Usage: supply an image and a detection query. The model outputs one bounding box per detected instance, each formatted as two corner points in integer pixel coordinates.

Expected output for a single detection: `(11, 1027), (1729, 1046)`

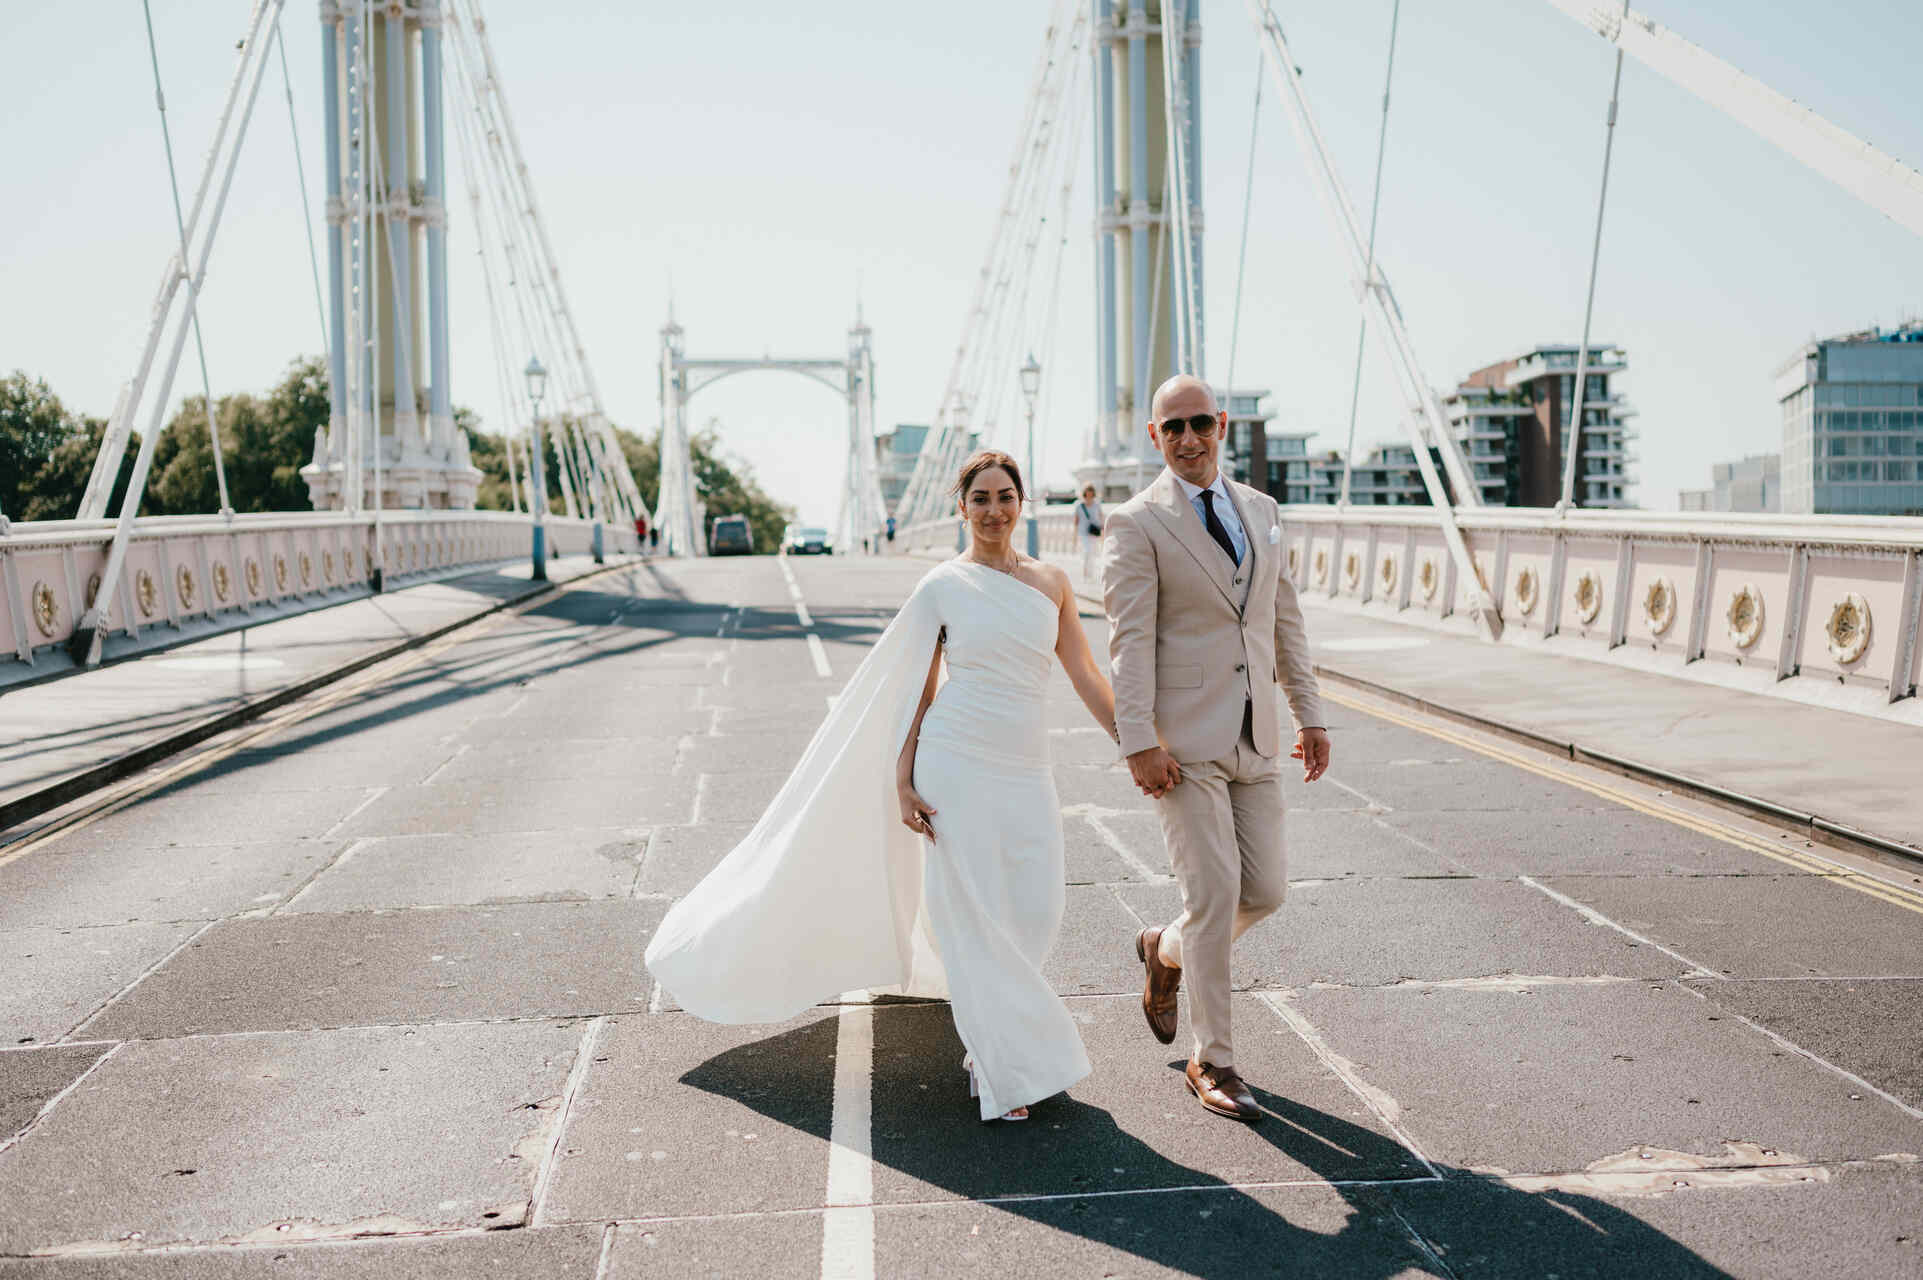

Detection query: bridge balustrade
(902, 506), (1923, 712)
(0, 511), (631, 684)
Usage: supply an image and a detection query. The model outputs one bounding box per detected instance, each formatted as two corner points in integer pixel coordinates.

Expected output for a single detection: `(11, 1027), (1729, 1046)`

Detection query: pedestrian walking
(1073, 484), (1105, 580)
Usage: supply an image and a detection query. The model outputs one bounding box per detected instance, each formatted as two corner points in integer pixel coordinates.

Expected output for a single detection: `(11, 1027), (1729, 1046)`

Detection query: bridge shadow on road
(683, 1009), (1737, 1279)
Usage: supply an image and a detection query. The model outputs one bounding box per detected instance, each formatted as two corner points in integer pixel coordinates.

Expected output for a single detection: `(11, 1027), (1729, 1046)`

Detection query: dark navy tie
(1200, 489), (1241, 566)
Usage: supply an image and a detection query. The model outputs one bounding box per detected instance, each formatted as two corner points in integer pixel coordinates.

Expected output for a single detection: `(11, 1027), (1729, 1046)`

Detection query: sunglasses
(1156, 414), (1219, 439)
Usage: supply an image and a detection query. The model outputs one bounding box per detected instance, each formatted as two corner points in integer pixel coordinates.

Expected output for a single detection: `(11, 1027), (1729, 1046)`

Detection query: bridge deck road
(1, 554), (1920, 1277)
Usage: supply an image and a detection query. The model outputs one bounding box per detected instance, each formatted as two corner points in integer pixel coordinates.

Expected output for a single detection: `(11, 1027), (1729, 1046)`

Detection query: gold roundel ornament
(1287, 546), (1300, 578)
(84, 572), (101, 610)
(1314, 548), (1329, 586)
(176, 565), (197, 610)
(1643, 576), (1677, 637)
(1725, 583), (1764, 650)
(1378, 555), (1396, 593)
(134, 569), (159, 618)
(1419, 558), (1438, 602)
(1343, 551), (1361, 590)
(1825, 592), (1871, 666)
(323, 550), (336, 584)
(245, 557), (262, 596)
(1573, 569), (1602, 625)
(30, 581), (58, 638)
(299, 552), (312, 587)
(1514, 565), (1540, 617)
(212, 562), (231, 604)
(273, 554), (288, 592)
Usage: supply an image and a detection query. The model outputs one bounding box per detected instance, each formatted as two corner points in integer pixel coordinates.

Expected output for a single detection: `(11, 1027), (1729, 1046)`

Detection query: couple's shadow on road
(682, 1006), (1733, 1279)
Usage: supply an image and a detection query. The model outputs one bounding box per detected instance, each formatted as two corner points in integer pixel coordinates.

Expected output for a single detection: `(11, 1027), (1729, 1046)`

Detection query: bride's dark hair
(953, 450), (1025, 502)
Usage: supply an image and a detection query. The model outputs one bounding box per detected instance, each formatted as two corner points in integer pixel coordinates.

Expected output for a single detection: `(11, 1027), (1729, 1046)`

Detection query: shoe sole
(1135, 931), (1178, 1046)
(1184, 1072), (1260, 1123)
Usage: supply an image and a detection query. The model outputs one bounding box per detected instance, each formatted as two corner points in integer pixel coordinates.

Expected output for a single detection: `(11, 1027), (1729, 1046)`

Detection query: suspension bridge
(2, 2), (1921, 1276)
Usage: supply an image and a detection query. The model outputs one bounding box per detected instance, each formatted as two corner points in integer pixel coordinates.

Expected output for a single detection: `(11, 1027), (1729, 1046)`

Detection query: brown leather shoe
(1135, 927), (1180, 1044)
(1185, 1060), (1260, 1122)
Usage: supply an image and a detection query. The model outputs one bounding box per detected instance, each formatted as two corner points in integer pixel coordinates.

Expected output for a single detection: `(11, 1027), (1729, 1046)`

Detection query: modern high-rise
(876, 424), (979, 517)
(1442, 344), (1635, 508)
(1679, 454), (1781, 513)
(1776, 322), (1923, 516)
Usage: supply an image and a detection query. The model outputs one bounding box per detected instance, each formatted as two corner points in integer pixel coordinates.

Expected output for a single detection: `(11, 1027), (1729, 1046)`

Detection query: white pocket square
(1267, 524), (1281, 544)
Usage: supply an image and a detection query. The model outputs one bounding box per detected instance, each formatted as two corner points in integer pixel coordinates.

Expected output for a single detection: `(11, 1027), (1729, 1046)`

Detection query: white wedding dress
(645, 559), (1091, 1119)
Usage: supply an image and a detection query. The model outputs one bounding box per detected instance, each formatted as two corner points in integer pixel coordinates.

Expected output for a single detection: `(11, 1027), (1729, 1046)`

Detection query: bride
(646, 450), (1118, 1121)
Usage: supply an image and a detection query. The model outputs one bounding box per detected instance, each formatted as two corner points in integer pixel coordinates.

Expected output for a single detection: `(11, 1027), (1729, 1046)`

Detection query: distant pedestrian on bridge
(1073, 484), (1104, 580)
(633, 511), (649, 554)
(1103, 373), (1332, 1124)
(647, 450), (1120, 1123)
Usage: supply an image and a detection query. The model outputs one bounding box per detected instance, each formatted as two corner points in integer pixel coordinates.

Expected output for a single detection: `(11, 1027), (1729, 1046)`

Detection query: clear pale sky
(5, 2), (1920, 524)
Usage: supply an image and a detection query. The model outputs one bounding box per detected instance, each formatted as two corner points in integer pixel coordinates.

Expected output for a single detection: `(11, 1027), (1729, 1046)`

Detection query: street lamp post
(1019, 352), (1041, 559)
(525, 355), (549, 582)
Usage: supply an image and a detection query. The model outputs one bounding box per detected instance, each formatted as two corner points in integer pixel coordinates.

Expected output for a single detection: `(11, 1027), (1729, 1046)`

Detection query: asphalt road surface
(2, 554), (1919, 1278)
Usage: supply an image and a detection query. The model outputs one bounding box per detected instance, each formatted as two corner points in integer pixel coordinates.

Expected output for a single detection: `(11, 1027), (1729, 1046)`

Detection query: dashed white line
(1518, 875), (1721, 978)
(821, 988), (876, 1280)
(807, 635), (833, 679)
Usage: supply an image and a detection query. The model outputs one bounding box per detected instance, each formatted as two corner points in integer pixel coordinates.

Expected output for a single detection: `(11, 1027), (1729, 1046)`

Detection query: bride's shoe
(962, 1055), (1028, 1122)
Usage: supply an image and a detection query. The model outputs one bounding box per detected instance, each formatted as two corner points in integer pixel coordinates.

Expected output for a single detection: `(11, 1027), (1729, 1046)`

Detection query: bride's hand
(897, 780), (938, 839)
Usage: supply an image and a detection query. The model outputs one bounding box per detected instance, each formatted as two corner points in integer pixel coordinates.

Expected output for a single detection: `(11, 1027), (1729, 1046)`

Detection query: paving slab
(77, 899), (665, 1039)
(1282, 810), (1472, 881)
(2, 922), (199, 1045)
(0, 839), (342, 930)
(871, 1184), (1433, 1280)
(1322, 758), (1618, 815)
(0, 1227), (606, 1277)
(422, 736), (678, 782)
(1045, 886), (1148, 997)
(1116, 877), (1685, 990)
(336, 775), (694, 837)
(1046, 726), (1129, 766)
(1053, 764), (1161, 812)
(281, 829), (649, 913)
(635, 823), (755, 898)
(0, 1020), (586, 1255)
(603, 1216), (821, 1280)
(868, 996), (1426, 1205)
(1289, 982), (1923, 1176)
(460, 707), (716, 743)
(1377, 808), (1773, 877)
(0, 1043), (111, 1142)
(1062, 814), (1149, 885)
(159, 743), (456, 792)
(540, 1011), (838, 1221)
(52, 788), (378, 852)
(1537, 874), (1923, 978)
(691, 771), (790, 824)
(1685, 978), (1923, 1109)
(1387, 1161), (1923, 1280)
(674, 733), (822, 775)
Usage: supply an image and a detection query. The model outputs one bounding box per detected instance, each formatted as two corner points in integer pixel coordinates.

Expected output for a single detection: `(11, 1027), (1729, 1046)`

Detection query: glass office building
(1778, 322), (1923, 516)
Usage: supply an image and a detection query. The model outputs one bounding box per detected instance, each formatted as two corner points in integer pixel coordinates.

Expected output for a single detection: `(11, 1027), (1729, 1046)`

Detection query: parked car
(782, 525), (832, 555)
(709, 515), (754, 556)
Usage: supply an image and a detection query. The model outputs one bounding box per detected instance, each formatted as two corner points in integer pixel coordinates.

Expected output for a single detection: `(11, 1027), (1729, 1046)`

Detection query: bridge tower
(302, 0), (480, 512)
(1079, 0), (1204, 502)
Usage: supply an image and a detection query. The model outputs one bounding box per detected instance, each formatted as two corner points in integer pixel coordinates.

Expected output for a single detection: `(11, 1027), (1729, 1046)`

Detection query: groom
(1100, 374), (1331, 1122)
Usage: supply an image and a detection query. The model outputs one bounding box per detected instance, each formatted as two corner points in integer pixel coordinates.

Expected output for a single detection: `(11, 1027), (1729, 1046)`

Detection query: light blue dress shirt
(1173, 472), (1247, 565)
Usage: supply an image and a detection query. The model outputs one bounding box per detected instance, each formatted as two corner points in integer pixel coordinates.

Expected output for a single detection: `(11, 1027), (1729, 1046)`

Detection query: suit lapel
(1143, 469), (1237, 607)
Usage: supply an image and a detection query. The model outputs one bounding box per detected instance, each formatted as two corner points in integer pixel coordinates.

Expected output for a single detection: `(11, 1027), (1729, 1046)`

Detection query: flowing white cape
(644, 581), (948, 1023)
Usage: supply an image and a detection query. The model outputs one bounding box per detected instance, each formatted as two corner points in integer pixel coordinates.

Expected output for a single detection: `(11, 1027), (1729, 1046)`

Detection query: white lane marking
(807, 634), (833, 679)
(278, 837), (376, 911)
(1671, 984), (1923, 1123)
(1257, 991), (1441, 1178)
(1060, 802), (1171, 883)
(796, 600), (815, 628)
(1325, 777), (1391, 810)
(318, 786), (388, 839)
(531, 1015), (608, 1227)
(420, 743), (471, 785)
(821, 988), (876, 1280)
(1518, 875), (1721, 979)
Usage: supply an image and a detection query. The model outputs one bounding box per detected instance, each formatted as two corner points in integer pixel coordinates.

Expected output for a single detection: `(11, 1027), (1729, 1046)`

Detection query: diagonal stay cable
(141, 0), (234, 515)
(274, 23), (330, 358)
(1338, 0), (1403, 508)
(1224, 54), (1263, 399)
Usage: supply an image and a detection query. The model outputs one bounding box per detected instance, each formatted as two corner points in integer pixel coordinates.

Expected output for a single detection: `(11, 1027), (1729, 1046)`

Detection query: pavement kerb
(1310, 663), (1923, 874)
(0, 556), (641, 839)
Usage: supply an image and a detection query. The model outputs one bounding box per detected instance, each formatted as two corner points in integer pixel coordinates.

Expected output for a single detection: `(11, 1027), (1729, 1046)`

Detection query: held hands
(897, 778), (938, 840)
(1125, 746), (1182, 800)
(1291, 727), (1332, 783)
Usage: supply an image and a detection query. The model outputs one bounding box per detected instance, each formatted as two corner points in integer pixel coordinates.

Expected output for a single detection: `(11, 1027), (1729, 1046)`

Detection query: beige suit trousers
(1154, 708), (1286, 1070)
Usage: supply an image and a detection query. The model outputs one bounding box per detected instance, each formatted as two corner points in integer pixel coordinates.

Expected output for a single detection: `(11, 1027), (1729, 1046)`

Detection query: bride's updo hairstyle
(953, 450), (1025, 502)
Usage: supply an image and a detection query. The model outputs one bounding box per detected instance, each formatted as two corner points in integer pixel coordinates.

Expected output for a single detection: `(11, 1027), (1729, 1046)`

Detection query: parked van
(709, 515), (754, 556)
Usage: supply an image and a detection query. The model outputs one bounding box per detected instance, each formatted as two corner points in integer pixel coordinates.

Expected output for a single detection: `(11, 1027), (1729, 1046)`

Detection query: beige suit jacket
(1101, 468), (1324, 763)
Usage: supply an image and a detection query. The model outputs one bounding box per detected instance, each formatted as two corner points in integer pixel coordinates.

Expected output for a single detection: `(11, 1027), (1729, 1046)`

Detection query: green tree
(21, 417), (136, 521)
(145, 356), (328, 514)
(0, 372), (75, 519)
(688, 422), (793, 552)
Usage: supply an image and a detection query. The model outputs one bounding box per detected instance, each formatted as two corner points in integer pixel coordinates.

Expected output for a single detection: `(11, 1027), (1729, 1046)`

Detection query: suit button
(1235, 663), (1246, 673)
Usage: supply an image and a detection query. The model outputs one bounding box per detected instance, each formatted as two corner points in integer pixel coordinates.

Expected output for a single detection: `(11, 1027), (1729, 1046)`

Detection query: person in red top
(634, 512), (651, 554)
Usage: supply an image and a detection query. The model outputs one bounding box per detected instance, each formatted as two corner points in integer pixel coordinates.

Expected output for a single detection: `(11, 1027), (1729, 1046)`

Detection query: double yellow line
(1324, 687), (1923, 920)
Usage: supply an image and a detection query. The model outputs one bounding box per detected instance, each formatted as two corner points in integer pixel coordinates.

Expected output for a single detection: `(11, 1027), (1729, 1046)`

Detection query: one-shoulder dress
(645, 560), (1091, 1119)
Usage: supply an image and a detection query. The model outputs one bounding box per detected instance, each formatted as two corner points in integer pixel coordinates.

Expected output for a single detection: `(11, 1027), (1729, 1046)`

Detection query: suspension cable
(275, 24), (329, 358)
(141, 0), (233, 515)
(1223, 54), (1263, 398)
(1338, 0), (1402, 508)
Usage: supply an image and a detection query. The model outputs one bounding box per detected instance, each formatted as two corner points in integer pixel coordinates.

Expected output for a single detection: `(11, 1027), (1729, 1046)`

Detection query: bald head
(1149, 374), (1217, 423)
(1146, 374), (1225, 488)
